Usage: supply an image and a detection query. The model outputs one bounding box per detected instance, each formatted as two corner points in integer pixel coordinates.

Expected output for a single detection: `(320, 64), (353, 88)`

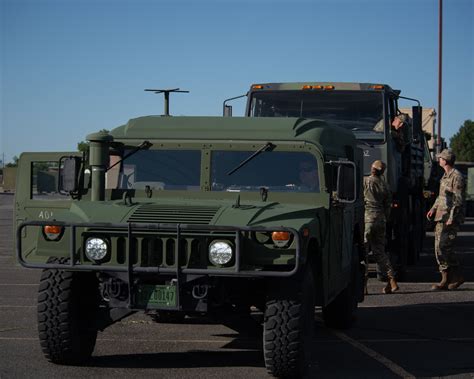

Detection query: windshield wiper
(227, 142), (276, 176)
(106, 140), (153, 172)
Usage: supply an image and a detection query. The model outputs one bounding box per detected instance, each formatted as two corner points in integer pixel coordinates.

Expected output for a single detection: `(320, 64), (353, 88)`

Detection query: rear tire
(263, 266), (315, 377)
(37, 259), (100, 364)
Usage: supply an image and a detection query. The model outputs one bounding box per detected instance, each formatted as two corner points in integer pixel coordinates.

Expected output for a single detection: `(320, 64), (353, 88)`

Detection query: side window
(31, 161), (69, 200)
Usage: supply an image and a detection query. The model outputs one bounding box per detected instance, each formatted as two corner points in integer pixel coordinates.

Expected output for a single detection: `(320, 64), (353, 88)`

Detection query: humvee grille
(115, 235), (208, 268)
(127, 204), (220, 224)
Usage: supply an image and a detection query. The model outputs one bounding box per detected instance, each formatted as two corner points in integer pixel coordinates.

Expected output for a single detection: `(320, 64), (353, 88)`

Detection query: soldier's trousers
(365, 221), (395, 279)
(434, 222), (460, 272)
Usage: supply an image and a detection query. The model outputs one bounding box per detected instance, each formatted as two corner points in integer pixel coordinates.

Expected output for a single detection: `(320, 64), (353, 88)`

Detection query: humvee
(15, 115), (365, 377)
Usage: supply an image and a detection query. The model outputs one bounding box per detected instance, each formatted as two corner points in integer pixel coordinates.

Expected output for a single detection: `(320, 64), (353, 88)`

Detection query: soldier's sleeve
(430, 188), (441, 212)
(384, 184), (392, 218)
(448, 173), (465, 222)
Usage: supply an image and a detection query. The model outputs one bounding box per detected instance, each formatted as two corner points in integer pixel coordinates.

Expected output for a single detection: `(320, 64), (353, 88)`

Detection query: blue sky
(1, 0), (473, 164)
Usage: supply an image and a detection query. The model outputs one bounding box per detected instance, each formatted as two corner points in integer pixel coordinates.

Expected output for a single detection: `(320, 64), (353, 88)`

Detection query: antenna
(144, 88), (189, 116)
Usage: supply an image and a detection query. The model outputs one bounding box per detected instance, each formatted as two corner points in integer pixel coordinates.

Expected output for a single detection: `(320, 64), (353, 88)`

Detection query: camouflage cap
(436, 149), (455, 162)
(371, 160), (385, 171)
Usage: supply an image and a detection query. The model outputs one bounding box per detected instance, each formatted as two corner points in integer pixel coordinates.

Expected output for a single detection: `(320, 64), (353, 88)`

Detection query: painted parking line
(329, 328), (415, 378)
(315, 316), (415, 378)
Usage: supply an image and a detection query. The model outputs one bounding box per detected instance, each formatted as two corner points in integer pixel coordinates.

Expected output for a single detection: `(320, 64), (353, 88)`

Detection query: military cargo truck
(225, 82), (426, 276)
(15, 116), (365, 377)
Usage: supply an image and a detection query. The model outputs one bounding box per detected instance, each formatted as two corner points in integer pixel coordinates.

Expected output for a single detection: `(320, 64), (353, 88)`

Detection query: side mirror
(223, 105), (233, 117)
(329, 160), (357, 203)
(59, 156), (82, 193)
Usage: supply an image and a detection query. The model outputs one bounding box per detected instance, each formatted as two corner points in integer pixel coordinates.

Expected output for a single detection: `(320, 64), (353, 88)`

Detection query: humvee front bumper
(16, 221), (301, 278)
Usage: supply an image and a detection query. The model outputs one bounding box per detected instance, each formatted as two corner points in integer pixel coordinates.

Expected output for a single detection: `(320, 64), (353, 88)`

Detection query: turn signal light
(43, 225), (63, 241)
(302, 85), (312, 90)
(252, 84), (264, 89)
(324, 85), (335, 90)
(272, 231), (291, 248)
(371, 85), (385, 90)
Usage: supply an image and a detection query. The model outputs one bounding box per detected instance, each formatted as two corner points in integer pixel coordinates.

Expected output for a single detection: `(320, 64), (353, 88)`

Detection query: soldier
(427, 149), (466, 290)
(364, 160), (399, 294)
(391, 113), (410, 153)
(298, 160), (319, 191)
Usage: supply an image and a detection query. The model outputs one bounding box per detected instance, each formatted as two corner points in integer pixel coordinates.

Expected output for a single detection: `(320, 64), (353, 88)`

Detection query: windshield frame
(107, 140), (326, 197)
(248, 89), (388, 141)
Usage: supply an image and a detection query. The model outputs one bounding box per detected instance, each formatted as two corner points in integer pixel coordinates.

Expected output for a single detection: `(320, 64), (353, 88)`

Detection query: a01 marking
(38, 210), (54, 220)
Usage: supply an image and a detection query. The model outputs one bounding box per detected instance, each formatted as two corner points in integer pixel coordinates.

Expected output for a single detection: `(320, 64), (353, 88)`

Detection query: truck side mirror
(223, 105), (233, 117)
(59, 156), (82, 193)
(330, 160), (357, 203)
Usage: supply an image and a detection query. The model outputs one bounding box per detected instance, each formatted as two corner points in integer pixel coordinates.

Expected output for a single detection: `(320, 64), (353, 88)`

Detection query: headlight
(85, 237), (109, 261)
(208, 240), (233, 266)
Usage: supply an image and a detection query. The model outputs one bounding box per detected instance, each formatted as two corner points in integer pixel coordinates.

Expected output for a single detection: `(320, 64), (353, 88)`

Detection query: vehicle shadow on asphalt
(88, 350), (264, 369)
(84, 301), (474, 377)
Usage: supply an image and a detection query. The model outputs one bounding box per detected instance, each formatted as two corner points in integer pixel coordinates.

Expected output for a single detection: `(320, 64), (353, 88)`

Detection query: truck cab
(231, 82), (426, 275)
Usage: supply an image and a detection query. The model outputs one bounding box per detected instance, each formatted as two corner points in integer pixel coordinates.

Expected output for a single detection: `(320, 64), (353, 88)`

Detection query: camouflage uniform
(430, 168), (466, 272)
(364, 174), (395, 278)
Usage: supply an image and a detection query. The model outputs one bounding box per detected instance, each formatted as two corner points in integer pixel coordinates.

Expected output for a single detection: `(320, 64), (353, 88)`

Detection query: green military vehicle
(15, 114), (365, 377)
(224, 82), (426, 276)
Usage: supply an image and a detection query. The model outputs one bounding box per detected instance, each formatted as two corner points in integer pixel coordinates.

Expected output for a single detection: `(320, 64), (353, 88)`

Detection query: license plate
(136, 284), (177, 309)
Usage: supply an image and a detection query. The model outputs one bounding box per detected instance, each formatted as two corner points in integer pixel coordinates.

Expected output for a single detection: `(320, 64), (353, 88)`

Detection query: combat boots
(448, 267), (465, 290)
(382, 278), (399, 294)
(431, 270), (449, 291)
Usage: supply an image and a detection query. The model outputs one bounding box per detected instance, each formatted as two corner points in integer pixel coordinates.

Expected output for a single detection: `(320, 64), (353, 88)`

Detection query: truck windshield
(249, 90), (384, 138)
(211, 151), (320, 193)
(115, 149), (201, 191)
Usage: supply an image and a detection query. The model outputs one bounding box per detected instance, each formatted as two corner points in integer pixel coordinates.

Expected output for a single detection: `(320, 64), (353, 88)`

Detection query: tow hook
(102, 278), (128, 301)
(192, 284), (208, 299)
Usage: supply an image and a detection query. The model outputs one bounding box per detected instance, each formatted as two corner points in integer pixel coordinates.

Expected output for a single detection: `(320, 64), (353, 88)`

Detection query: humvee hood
(65, 200), (321, 231)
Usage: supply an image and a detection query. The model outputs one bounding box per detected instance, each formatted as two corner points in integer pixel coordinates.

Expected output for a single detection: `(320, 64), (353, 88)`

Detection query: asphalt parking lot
(1, 192), (473, 378)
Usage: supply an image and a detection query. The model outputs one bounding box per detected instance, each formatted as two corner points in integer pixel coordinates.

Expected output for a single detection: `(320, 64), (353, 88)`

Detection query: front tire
(263, 266), (315, 377)
(37, 259), (100, 364)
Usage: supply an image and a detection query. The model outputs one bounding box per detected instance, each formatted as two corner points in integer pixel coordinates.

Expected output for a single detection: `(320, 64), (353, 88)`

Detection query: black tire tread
(263, 299), (303, 377)
(37, 258), (98, 364)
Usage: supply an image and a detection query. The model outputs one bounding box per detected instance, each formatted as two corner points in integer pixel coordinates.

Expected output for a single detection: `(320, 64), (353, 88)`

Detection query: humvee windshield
(116, 150), (201, 190)
(249, 90), (384, 138)
(112, 149), (320, 193)
(211, 151), (320, 193)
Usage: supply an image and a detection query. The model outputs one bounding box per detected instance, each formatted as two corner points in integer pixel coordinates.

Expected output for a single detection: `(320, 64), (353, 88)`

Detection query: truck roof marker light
(313, 85), (324, 90)
(43, 225), (63, 241)
(302, 85), (313, 90)
(372, 85), (384, 90)
(272, 231), (291, 248)
(324, 85), (335, 90)
(252, 85), (264, 89)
